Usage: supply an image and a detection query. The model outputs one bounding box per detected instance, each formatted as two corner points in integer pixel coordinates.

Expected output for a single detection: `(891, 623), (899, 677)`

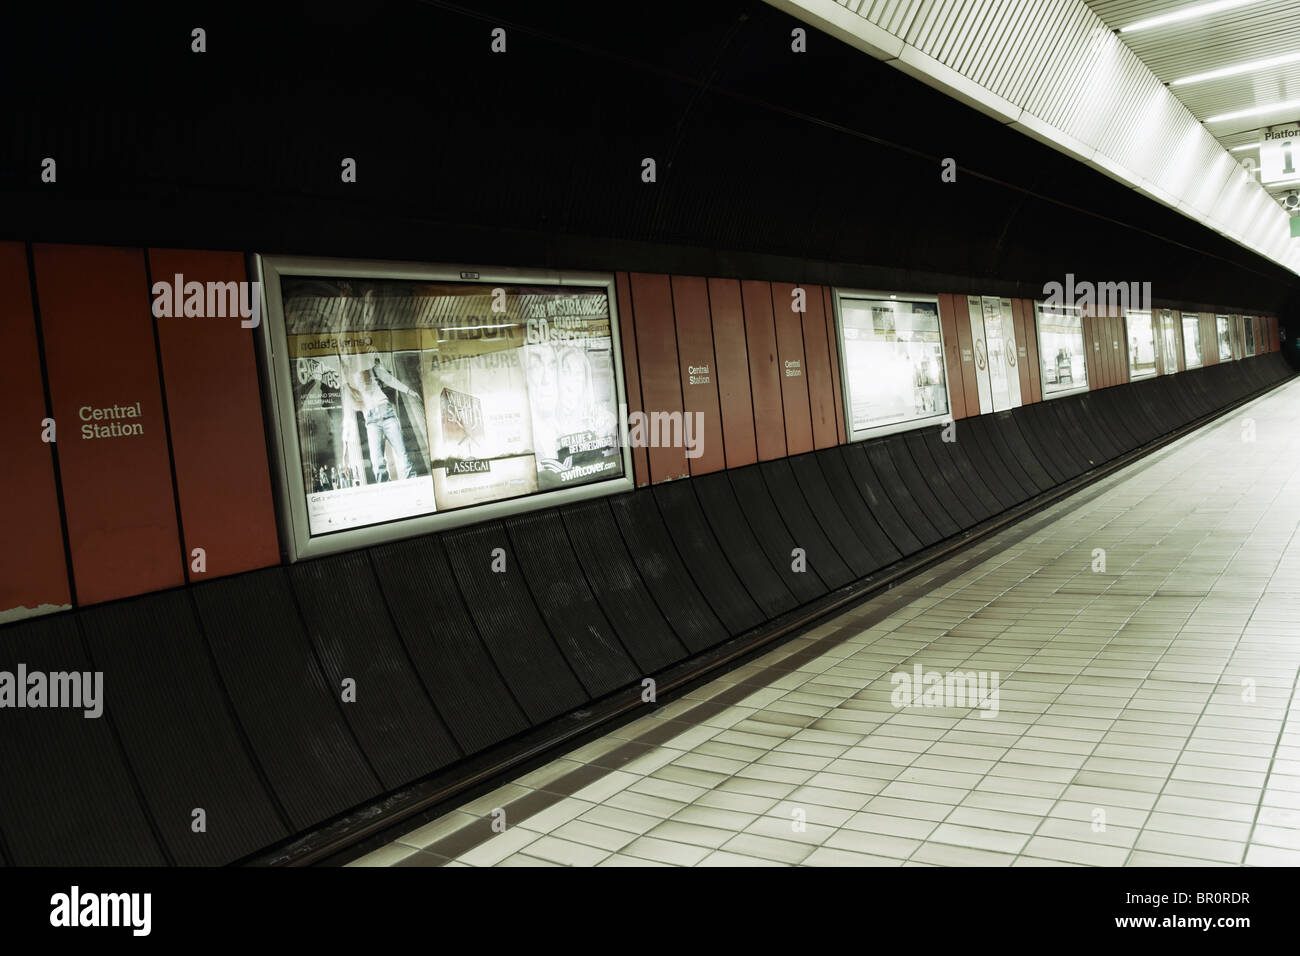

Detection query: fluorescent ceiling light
(1119, 0), (1263, 33)
(1229, 143), (1258, 152)
(1206, 99), (1300, 123)
(1172, 51), (1300, 86)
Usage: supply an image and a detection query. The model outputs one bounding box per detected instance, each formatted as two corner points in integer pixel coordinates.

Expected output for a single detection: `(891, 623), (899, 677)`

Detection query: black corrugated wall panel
(79, 593), (289, 865)
(839, 444), (930, 552)
(506, 510), (643, 693)
(727, 467), (832, 603)
(610, 493), (728, 653)
(858, 441), (946, 545)
(193, 571), (382, 833)
(0, 615), (166, 865)
(288, 552), (461, 789)
(690, 474), (801, 619)
(877, 436), (963, 539)
(371, 535), (528, 755)
(651, 482), (765, 635)
(786, 453), (883, 578)
(559, 500), (688, 673)
(807, 449), (904, 567)
(443, 523), (589, 723)
(903, 431), (982, 528)
(758, 460), (856, 590)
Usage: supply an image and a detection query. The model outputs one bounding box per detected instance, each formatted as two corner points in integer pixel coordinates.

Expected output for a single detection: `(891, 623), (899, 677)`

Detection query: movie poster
(284, 285), (437, 535)
(422, 319), (540, 511)
(280, 276), (625, 535)
(519, 291), (621, 491)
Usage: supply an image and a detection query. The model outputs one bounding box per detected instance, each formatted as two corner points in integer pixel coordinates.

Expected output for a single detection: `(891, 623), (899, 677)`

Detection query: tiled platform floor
(353, 381), (1300, 867)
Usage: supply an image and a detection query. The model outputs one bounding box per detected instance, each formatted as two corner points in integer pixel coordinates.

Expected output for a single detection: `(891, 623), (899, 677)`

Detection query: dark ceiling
(1, 0), (1297, 319)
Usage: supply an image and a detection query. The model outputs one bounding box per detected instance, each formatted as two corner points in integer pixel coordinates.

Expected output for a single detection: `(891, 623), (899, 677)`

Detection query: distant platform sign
(1260, 124), (1300, 185)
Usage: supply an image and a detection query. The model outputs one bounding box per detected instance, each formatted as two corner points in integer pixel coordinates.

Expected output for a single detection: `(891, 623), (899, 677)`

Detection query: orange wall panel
(1081, 314), (1099, 389)
(770, 282), (814, 456)
(799, 285), (839, 449)
(630, 273), (689, 483)
(1104, 314), (1119, 386)
(937, 294), (968, 420)
(1021, 299), (1042, 403)
(1119, 316), (1132, 383)
(0, 242), (71, 621)
(615, 272), (650, 487)
(1169, 311), (1184, 372)
(741, 279), (787, 461)
(669, 275), (725, 476)
(149, 249), (280, 580)
(1009, 298), (1034, 403)
(708, 278), (758, 469)
(33, 244), (183, 605)
(950, 294), (981, 415)
(821, 287), (848, 443)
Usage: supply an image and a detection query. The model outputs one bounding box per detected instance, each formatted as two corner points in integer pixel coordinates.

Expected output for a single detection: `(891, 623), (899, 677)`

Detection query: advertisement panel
(835, 292), (949, 439)
(261, 258), (630, 559)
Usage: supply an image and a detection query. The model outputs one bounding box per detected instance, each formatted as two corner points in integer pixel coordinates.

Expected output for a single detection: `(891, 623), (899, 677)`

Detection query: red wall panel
(770, 282), (814, 456)
(1020, 299), (1042, 403)
(821, 287), (847, 444)
(1081, 314), (1099, 389)
(1009, 298), (1033, 403)
(1271, 316), (1281, 352)
(937, 294), (968, 420)
(630, 273), (689, 483)
(1113, 315), (1128, 384)
(741, 279), (787, 461)
(950, 294), (981, 415)
(1175, 311), (1187, 372)
(33, 244), (183, 605)
(799, 284), (839, 449)
(149, 249), (280, 581)
(708, 278), (758, 469)
(615, 272), (650, 487)
(670, 275), (725, 476)
(0, 242), (71, 621)
(1119, 316), (1132, 383)
(1103, 314), (1118, 387)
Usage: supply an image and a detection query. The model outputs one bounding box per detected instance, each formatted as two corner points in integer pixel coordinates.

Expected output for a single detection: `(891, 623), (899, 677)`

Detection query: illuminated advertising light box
(255, 256), (633, 560)
(1034, 301), (1089, 398)
(832, 290), (950, 440)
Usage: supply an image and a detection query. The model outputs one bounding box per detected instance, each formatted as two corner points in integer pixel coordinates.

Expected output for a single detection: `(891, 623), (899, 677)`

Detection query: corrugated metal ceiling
(766, 0), (1300, 275)
(1087, 0), (1299, 190)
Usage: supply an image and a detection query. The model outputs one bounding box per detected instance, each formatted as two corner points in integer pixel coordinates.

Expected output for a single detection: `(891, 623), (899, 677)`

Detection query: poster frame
(1032, 300), (1090, 400)
(253, 254), (634, 562)
(831, 288), (953, 441)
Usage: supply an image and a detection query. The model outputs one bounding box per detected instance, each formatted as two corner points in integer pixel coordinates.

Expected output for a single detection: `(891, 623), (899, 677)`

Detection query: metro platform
(351, 380), (1300, 868)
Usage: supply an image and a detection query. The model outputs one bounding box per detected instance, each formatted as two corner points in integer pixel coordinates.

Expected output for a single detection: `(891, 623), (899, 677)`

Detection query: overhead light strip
(1206, 99), (1300, 123)
(1119, 0), (1264, 34)
(1172, 51), (1300, 86)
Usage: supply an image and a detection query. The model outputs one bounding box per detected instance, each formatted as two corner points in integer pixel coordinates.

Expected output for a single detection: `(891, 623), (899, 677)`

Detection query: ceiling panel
(1086, 0), (1300, 202)
(774, 0), (1299, 271)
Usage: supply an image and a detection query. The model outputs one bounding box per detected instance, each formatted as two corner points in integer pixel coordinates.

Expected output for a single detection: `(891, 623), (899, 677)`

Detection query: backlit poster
(978, 296), (1021, 411)
(277, 274), (624, 538)
(285, 296), (436, 535)
(1126, 311), (1158, 379)
(838, 294), (948, 437)
(1158, 309), (1180, 374)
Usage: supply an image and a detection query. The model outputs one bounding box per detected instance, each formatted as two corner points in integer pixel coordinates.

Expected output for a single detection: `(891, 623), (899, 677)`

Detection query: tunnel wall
(0, 245), (1291, 861)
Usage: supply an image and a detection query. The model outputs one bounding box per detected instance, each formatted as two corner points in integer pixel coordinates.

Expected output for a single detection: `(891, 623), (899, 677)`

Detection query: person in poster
(339, 343), (421, 483)
(523, 340), (620, 490)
